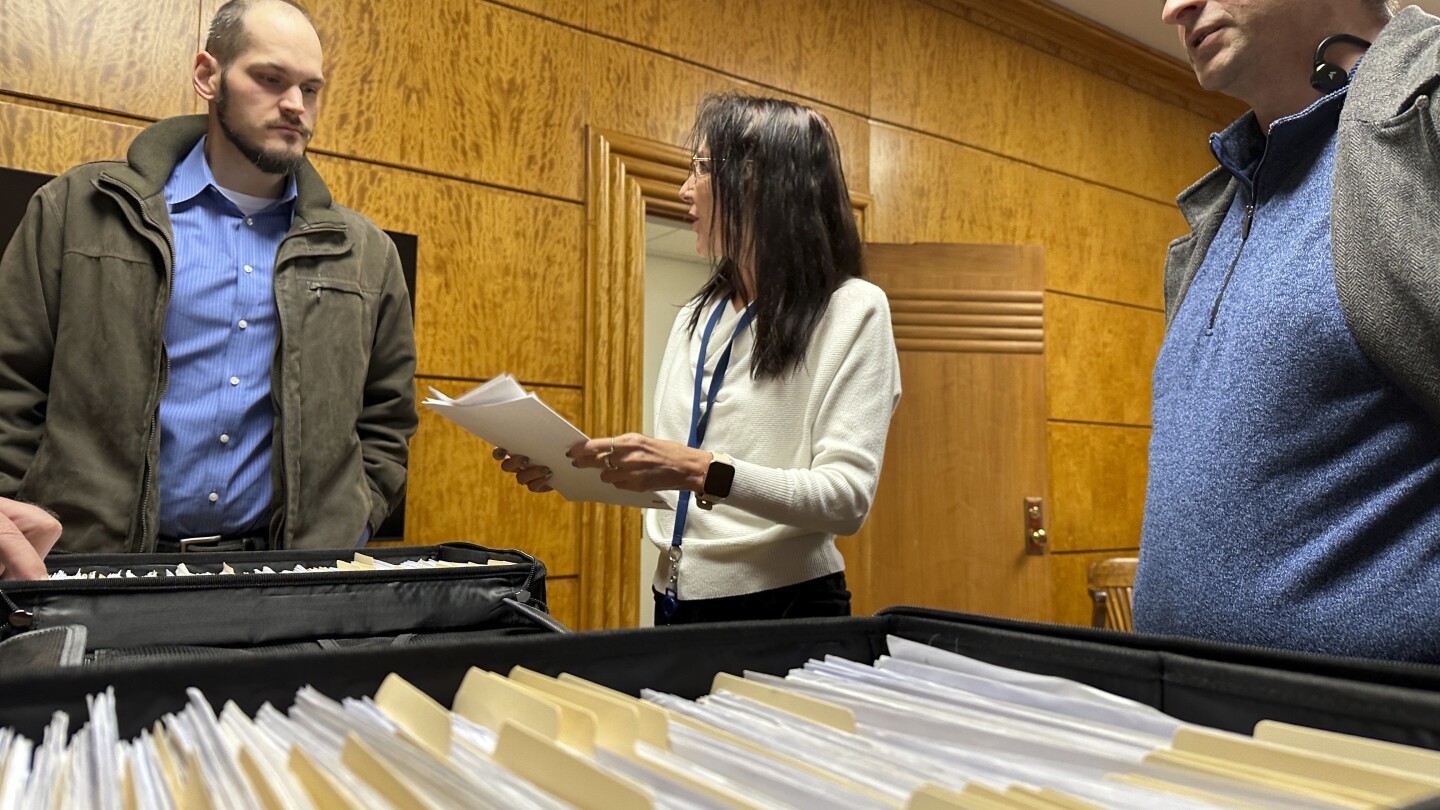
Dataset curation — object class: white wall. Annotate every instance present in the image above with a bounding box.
[638,216,711,625]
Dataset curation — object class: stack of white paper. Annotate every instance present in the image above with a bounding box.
[425,374,669,511]
[48,552,502,580]
[3,639,1438,809]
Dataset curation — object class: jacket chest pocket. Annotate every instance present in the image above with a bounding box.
[304,278,371,327]
[293,277,375,401]
[306,277,366,299]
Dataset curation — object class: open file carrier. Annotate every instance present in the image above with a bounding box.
[0,542,558,664]
[0,606,1435,807]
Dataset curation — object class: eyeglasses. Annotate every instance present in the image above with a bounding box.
[689,156,716,177]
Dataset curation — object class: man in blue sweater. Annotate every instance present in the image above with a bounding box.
[1136,0,1440,661]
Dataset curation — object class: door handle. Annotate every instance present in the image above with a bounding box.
[1025,497,1047,555]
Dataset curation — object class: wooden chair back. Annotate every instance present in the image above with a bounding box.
[1087,557,1139,632]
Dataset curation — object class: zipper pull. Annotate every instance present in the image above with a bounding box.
[1242,203,1255,240]
[0,588,31,632]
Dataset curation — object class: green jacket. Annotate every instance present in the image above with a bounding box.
[1164,5,1440,427]
[0,115,418,552]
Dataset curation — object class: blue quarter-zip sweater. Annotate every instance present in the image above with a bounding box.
[1134,86,1440,662]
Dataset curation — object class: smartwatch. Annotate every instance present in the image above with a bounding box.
[695,452,735,510]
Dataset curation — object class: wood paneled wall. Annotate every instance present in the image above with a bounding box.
[0,0,1240,627]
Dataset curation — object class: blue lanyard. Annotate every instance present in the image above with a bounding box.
[661,298,754,615]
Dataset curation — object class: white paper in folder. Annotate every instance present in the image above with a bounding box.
[424,375,669,511]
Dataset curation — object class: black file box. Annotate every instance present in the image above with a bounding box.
[0,542,555,658]
[0,606,1437,770]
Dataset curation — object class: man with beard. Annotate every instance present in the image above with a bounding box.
[0,0,417,553]
[1135,0,1440,661]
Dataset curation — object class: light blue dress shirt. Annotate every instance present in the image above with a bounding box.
[158,137,295,538]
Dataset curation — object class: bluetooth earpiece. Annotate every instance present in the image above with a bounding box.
[1311,33,1372,93]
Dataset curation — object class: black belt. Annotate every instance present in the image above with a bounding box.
[155,534,270,553]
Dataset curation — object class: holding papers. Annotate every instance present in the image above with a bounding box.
[425,375,669,510]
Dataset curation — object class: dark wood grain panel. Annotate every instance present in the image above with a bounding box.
[304,0,588,199]
[0,100,140,173]
[308,154,586,387]
[1048,422,1151,553]
[0,0,197,119]
[588,0,870,114]
[872,0,1219,205]
[1046,294,1165,426]
[587,38,870,194]
[495,0,587,27]
[869,123,1179,310]
[918,0,1246,124]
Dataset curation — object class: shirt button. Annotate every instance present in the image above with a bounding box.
[243,265,254,274]
[208,492,219,503]
[245,218,254,226]
[220,434,230,444]
[229,376,240,386]
[238,320,248,329]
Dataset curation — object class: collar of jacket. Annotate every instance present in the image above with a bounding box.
[1174,7,1438,237]
[100,114,345,232]
[1175,158,1240,237]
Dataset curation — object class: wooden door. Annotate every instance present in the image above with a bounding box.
[838,243,1051,620]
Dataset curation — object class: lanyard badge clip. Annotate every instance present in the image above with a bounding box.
[660,545,683,618]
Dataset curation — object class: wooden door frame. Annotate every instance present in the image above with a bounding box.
[578,126,871,629]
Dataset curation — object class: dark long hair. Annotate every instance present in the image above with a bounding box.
[686,94,863,379]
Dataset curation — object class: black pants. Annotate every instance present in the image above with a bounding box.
[653,571,851,626]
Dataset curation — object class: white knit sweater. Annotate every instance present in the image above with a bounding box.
[644,278,902,599]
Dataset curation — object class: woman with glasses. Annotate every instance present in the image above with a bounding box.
[497,93,901,624]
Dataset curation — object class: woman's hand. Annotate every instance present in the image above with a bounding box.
[491,448,555,493]
[569,433,712,493]
[0,498,61,581]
